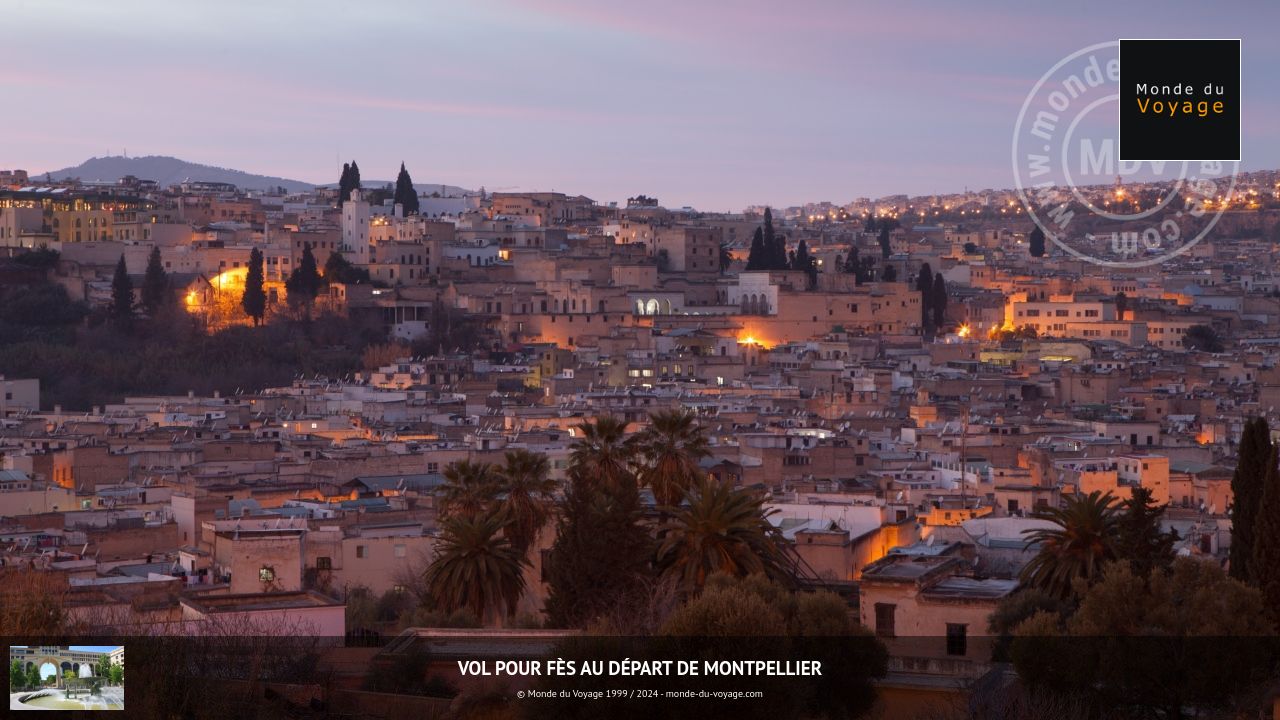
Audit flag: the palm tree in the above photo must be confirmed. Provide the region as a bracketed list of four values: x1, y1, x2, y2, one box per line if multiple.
[1020, 490, 1121, 599]
[438, 460, 499, 519]
[495, 449, 557, 553]
[636, 409, 710, 507]
[568, 416, 637, 496]
[656, 477, 789, 593]
[425, 510, 528, 622]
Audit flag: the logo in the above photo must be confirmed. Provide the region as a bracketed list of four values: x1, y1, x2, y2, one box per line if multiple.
[1012, 41, 1240, 267]
[1119, 39, 1241, 162]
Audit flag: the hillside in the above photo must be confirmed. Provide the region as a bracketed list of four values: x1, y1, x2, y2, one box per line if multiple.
[43, 155, 315, 192]
[42, 155, 473, 196]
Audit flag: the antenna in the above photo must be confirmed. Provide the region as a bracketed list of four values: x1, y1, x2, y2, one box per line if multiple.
[960, 406, 969, 510]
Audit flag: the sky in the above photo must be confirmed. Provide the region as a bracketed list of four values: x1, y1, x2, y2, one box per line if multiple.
[3, 0, 1277, 210]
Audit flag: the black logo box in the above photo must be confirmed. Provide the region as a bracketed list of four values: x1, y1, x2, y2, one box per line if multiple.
[1119, 39, 1240, 162]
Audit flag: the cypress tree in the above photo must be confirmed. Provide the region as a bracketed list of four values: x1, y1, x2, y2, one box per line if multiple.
[931, 274, 948, 327]
[1253, 443, 1280, 616]
[1029, 226, 1046, 257]
[791, 239, 809, 271]
[349, 160, 361, 195]
[1116, 486, 1177, 578]
[916, 263, 933, 293]
[746, 227, 765, 271]
[393, 162, 420, 215]
[242, 247, 266, 325]
[285, 242, 323, 306]
[544, 475, 653, 628]
[917, 263, 934, 330]
[878, 225, 891, 259]
[109, 254, 133, 321]
[774, 235, 790, 270]
[763, 208, 784, 270]
[141, 245, 169, 313]
[1231, 416, 1272, 582]
[882, 263, 898, 282]
[338, 162, 352, 203]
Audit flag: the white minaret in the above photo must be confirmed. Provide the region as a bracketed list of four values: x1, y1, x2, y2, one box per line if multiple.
[341, 188, 372, 265]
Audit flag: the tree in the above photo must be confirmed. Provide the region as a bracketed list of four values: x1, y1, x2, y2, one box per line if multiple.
[1231, 416, 1271, 582]
[915, 263, 933, 293]
[495, 449, 557, 554]
[323, 250, 371, 285]
[1114, 291, 1128, 318]
[241, 247, 266, 326]
[567, 416, 636, 496]
[790, 238, 810, 271]
[881, 263, 897, 282]
[338, 160, 362, 203]
[109, 254, 133, 322]
[963, 241, 978, 254]
[1029, 225, 1046, 257]
[108, 663, 123, 685]
[25, 663, 40, 689]
[634, 409, 709, 508]
[12, 245, 59, 269]
[544, 470, 653, 628]
[762, 207, 785, 270]
[393, 162, 420, 215]
[656, 478, 790, 594]
[718, 243, 733, 273]
[790, 239, 817, 288]
[916, 263, 934, 330]
[878, 225, 891, 259]
[438, 460, 499, 520]
[1252, 443, 1280, 618]
[285, 242, 323, 307]
[424, 510, 528, 622]
[931, 273, 948, 327]
[141, 246, 169, 314]
[656, 574, 888, 720]
[987, 587, 1071, 662]
[1114, 486, 1177, 578]
[745, 227, 766, 271]
[1011, 560, 1275, 719]
[64, 668, 76, 682]
[1020, 491, 1120, 599]
[1183, 324, 1224, 352]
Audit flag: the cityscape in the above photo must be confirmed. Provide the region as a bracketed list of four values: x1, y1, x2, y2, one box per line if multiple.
[4, 2, 1280, 719]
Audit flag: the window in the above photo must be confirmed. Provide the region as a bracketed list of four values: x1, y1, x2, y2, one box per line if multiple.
[356, 545, 366, 559]
[946, 623, 968, 656]
[316, 556, 331, 570]
[259, 566, 275, 583]
[874, 603, 896, 638]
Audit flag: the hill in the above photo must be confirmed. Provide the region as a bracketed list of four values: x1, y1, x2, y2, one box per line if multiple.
[43, 155, 315, 192]
[43, 156, 473, 196]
